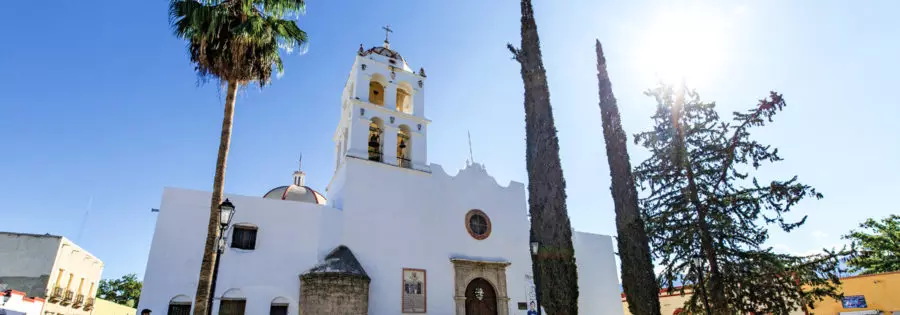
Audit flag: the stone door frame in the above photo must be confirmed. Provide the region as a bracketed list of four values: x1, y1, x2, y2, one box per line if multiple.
[450, 258, 510, 315]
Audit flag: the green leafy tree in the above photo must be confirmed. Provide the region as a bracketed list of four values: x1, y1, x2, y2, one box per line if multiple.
[507, 0, 579, 313]
[594, 40, 660, 315]
[97, 273, 142, 307]
[843, 215, 900, 274]
[168, 1, 308, 314]
[634, 83, 846, 314]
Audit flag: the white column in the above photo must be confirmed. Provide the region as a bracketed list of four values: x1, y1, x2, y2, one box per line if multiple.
[382, 124, 398, 165]
[385, 84, 398, 111]
[411, 129, 426, 168]
[349, 113, 370, 160]
[413, 82, 425, 117]
[355, 73, 370, 103]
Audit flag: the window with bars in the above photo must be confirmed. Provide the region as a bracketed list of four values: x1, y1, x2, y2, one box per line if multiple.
[231, 226, 257, 250]
[167, 303, 191, 315]
[269, 304, 288, 315]
[219, 299, 246, 315]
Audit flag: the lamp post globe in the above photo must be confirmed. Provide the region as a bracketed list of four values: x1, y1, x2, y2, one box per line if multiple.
[219, 198, 235, 228]
[530, 241, 540, 256]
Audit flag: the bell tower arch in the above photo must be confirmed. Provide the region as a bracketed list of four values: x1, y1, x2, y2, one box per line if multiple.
[331, 32, 430, 174]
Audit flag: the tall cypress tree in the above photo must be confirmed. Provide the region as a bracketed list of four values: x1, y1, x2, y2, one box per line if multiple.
[595, 40, 661, 315]
[508, 0, 579, 313]
[634, 83, 846, 314]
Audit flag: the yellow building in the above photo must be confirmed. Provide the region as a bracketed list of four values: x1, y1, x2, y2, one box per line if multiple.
[621, 271, 900, 315]
[90, 299, 136, 315]
[808, 271, 900, 315]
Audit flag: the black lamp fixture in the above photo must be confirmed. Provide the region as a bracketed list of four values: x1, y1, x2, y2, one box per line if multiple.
[208, 198, 236, 315]
[218, 198, 235, 230]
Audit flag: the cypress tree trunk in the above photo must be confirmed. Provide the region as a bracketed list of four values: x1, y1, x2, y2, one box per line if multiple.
[193, 81, 239, 315]
[509, 1, 578, 314]
[595, 40, 661, 315]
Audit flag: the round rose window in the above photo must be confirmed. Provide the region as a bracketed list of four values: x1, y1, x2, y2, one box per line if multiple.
[465, 209, 491, 240]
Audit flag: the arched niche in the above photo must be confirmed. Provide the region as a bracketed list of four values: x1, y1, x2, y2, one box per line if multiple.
[397, 124, 411, 168]
[368, 117, 384, 162]
[395, 82, 414, 114]
[368, 73, 388, 106]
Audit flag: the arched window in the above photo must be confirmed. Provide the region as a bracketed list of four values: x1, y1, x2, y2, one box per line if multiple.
[397, 125, 411, 168]
[168, 295, 192, 315]
[368, 118, 384, 162]
[396, 87, 411, 113]
[270, 297, 291, 315]
[368, 81, 384, 106]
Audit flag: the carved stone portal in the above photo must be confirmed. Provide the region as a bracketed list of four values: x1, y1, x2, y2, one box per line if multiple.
[451, 258, 510, 315]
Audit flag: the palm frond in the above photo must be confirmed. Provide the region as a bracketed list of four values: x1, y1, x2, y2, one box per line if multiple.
[168, 0, 308, 86]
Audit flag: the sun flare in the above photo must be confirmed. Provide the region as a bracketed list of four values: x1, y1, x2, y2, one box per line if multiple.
[637, 9, 731, 87]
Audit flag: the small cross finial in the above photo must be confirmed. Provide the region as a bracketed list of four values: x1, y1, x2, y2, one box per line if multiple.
[382, 24, 393, 46]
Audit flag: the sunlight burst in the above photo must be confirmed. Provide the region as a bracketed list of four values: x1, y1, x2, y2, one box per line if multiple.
[637, 9, 730, 87]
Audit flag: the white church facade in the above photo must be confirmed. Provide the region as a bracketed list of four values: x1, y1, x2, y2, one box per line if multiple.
[138, 38, 624, 315]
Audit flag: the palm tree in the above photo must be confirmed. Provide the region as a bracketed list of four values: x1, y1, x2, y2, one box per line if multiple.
[595, 40, 661, 315]
[168, 1, 307, 314]
[507, 0, 578, 313]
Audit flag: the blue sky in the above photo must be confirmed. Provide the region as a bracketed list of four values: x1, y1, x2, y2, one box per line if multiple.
[1, 0, 898, 280]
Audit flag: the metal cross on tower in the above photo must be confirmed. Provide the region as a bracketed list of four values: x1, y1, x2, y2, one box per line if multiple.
[298, 153, 303, 171]
[382, 24, 393, 45]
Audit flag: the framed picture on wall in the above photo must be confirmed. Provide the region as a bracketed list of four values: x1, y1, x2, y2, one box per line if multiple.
[402, 268, 427, 313]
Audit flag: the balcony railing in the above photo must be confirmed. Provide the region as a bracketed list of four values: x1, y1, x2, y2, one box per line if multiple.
[84, 297, 95, 311]
[60, 290, 74, 306]
[48, 287, 63, 303]
[398, 157, 411, 168]
[73, 294, 85, 307]
[368, 150, 383, 162]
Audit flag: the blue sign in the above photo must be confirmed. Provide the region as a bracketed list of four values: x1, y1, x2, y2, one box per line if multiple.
[842, 295, 868, 308]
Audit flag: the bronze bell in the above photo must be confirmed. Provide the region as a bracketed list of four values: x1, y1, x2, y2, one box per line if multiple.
[399, 139, 407, 149]
[369, 135, 380, 148]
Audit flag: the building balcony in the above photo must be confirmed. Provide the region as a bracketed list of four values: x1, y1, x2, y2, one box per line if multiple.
[48, 286, 63, 303]
[368, 150, 383, 162]
[84, 297, 95, 311]
[60, 290, 74, 306]
[73, 294, 85, 307]
[398, 157, 411, 169]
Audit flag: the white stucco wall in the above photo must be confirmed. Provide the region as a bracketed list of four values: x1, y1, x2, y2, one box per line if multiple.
[337, 159, 532, 314]
[573, 232, 626, 315]
[138, 188, 341, 315]
[0, 232, 60, 296]
[0, 290, 45, 315]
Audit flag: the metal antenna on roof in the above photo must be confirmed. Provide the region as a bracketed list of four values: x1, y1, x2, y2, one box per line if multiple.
[76, 196, 92, 243]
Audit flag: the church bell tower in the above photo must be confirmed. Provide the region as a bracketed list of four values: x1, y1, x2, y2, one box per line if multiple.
[331, 28, 430, 176]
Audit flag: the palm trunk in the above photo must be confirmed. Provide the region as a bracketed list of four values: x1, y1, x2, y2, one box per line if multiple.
[193, 81, 239, 315]
[511, 1, 579, 314]
[595, 40, 661, 315]
[670, 88, 726, 314]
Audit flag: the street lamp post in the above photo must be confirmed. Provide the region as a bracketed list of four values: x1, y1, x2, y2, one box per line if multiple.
[693, 254, 712, 315]
[530, 236, 542, 315]
[207, 199, 235, 315]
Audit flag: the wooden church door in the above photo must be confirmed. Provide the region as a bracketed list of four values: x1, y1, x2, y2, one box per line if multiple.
[465, 278, 497, 315]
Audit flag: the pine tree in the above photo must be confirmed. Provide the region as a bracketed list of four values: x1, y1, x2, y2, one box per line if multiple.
[595, 40, 661, 315]
[843, 215, 900, 274]
[634, 83, 847, 314]
[507, 0, 579, 313]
